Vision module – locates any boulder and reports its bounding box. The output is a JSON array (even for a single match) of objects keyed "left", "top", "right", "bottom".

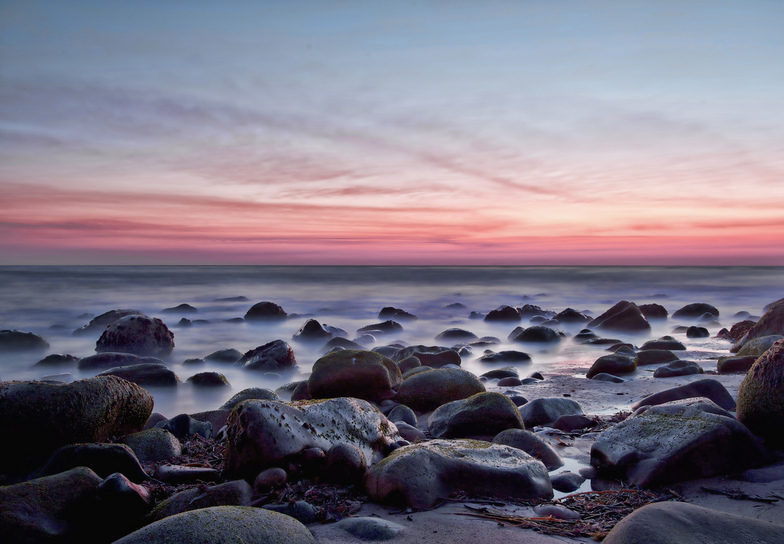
[
  {"left": 640, "top": 336, "right": 686, "bottom": 351},
  {"left": 639, "top": 303, "right": 668, "bottom": 320},
  {"left": 391, "top": 345, "right": 461, "bottom": 368},
  {"left": 365, "top": 439, "right": 553, "bottom": 508},
  {"left": 0, "top": 329, "right": 49, "bottom": 352},
  {"left": 492, "top": 428, "right": 564, "bottom": 470},
  {"left": 320, "top": 337, "right": 364, "bottom": 353},
  {"left": 113, "top": 506, "right": 315, "bottom": 544},
  {"left": 427, "top": 392, "right": 524, "bottom": 439},
  {"left": 484, "top": 306, "right": 521, "bottom": 322},
  {"left": 39, "top": 442, "right": 148, "bottom": 482},
  {"left": 397, "top": 356, "right": 421, "bottom": 374},
  {"left": 95, "top": 315, "right": 174, "bottom": 357},
  {"left": 510, "top": 325, "right": 562, "bottom": 343},
  {"left": 220, "top": 387, "right": 281, "bottom": 410},
  {"left": 378, "top": 307, "right": 417, "bottom": 320},
  {"left": 603, "top": 502, "right": 784, "bottom": 544},
  {"left": 518, "top": 398, "right": 584, "bottom": 428},
  {"left": 716, "top": 355, "right": 758, "bottom": 374},
  {"left": 718, "top": 319, "right": 755, "bottom": 343},
  {"left": 323, "top": 443, "right": 368, "bottom": 485},
  {"left": 586, "top": 354, "right": 637, "bottom": 379},
  {"left": 387, "top": 404, "right": 418, "bottom": 426},
  {"left": 33, "top": 353, "right": 80, "bottom": 368},
  {"left": 204, "top": 348, "right": 242, "bottom": 363},
  {"left": 737, "top": 338, "right": 784, "bottom": 448},
  {"left": 73, "top": 309, "right": 142, "bottom": 336},
  {"left": 356, "top": 320, "right": 403, "bottom": 334},
  {"left": 672, "top": 303, "right": 720, "bottom": 319},
  {"left": 653, "top": 360, "right": 703, "bottom": 378},
  {"left": 686, "top": 326, "right": 710, "bottom": 338},
  {"left": 591, "top": 399, "right": 769, "bottom": 487},
  {"left": 550, "top": 471, "right": 586, "bottom": 493},
  {"left": 554, "top": 308, "right": 591, "bottom": 323},
  {"left": 149, "top": 480, "right": 254, "bottom": 523},
  {"left": 587, "top": 301, "right": 650, "bottom": 332},
  {"left": 119, "top": 428, "right": 182, "bottom": 463},
  {"left": 78, "top": 352, "right": 166, "bottom": 371},
  {"left": 478, "top": 350, "right": 532, "bottom": 364},
  {"left": 154, "top": 413, "right": 212, "bottom": 441},
  {"left": 395, "top": 367, "right": 485, "bottom": 412},
  {"left": 0, "top": 376, "right": 153, "bottom": 474},
  {"left": 292, "top": 319, "right": 333, "bottom": 343},
  {"left": 244, "top": 301, "right": 287, "bottom": 322},
  {"left": 186, "top": 371, "right": 230, "bottom": 387},
  {"left": 308, "top": 349, "right": 402, "bottom": 403},
  {"left": 632, "top": 379, "right": 736, "bottom": 411},
  {"left": 99, "top": 362, "right": 180, "bottom": 387},
  {"left": 238, "top": 340, "right": 296, "bottom": 371},
  {"left": 736, "top": 334, "right": 783, "bottom": 357},
  {"left": 636, "top": 349, "right": 679, "bottom": 366},
  {"left": 434, "top": 328, "right": 478, "bottom": 342},
  {"left": 162, "top": 303, "right": 198, "bottom": 314},
  {"left": 223, "top": 397, "right": 401, "bottom": 479}
]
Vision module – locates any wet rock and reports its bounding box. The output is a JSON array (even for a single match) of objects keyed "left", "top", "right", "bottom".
[
  {"left": 672, "top": 303, "right": 719, "bottom": 319},
  {"left": 586, "top": 354, "right": 637, "bottom": 379},
  {"left": 636, "top": 349, "right": 679, "bottom": 366},
  {"left": 323, "top": 443, "right": 368, "bottom": 485},
  {"left": 220, "top": 387, "right": 281, "bottom": 410},
  {"left": 719, "top": 319, "right": 755, "bottom": 342},
  {"left": 162, "top": 303, "right": 198, "bottom": 314},
  {"left": 736, "top": 334, "right": 783, "bottom": 357},
  {"left": 603, "top": 502, "right": 784, "bottom": 544},
  {"left": 73, "top": 309, "right": 142, "bottom": 336},
  {"left": 640, "top": 336, "right": 686, "bottom": 350},
  {"left": 238, "top": 339, "right": 296, "bottom": 371},
  {"left": 554, "top": 308, "right": 591, "bottom": 323},
  {"left": 119, "top": 428, "right": 182, "bottom": 463},
  {"left": 478, "top": 350, "right": 532, "bottom": 364},
  {"left": 0, "top": 329, "right": 49, "bottom": 353},
  {"left": 737, "top": 338, "right": 784, "bottom": 448},
  {"left": 573, "top": 329, "right": 599, "bottom": 343},
  {"left": 591, "top": 399, "right": 769, "bottom": 487},
  {"left": 149, "top": 480, "right": 253, "bottom": 522},
  {"left": 484, "top": 305, "right": 522, "bottom": 322},
  {"left": 435, "top": 328, "right": 478, "bottom": 342},
  {"left": 0, "top": 376, "right": 153, "bottom": 474},
  {"left": 550, "top": 471, "right": 585, "bottom": 493},
  {"left": 587, "top": 301, "right": 651, "bottom": 332},
  {"left": 153, "top": 464, "right": 221, "bottom": 484},
  {"left": 716, "top": 355, "right": 758, "bottom": 374},
  {"left": 205, "top": 348, "right": 243, "bottom": 363},
  {"left": 32, "top": 353, "right": 79, "bottom": 368},
  {"left": 428, "top": 392, "right": 525, "bottom": 439},
  {"left": 244, "top": 301, "right": 287, "bottom": 322},
  {"left": 321, "top": 337, "right": 364, "bottom": 353},
  {"left": 391, "top": 345, "right": 461, "bottom": 368},
  {"left": 396, "top": 355, "right": 421, "bottom": 374},
  {"left": 510, "top": 325, "right": 562, "bottom": 343},
  {"left": 387, "top": 404, "right": 418, "bottom": 426},
  {"left": 332, "top": 517, "right": 405, "bottom": 540},
  {"left": 254, "top": 467, "right": 287, "bottom": 492},
  {"left": 187, "top": 371, "right": 230, "bottom": 387},
  {"left": 308, "top": 349, "right": 402, "bottom": 403},
  {"left": 396, "top": 367, "right": 486, "bottom": 412},
  {"left": 365, "top": 439, "right": 553, "bottom": 508},
  {"left": 39, "top": 442, "right": 148, "bottom": 482},
  {"left": 96, "top": 315, "right": 174, "bottom": 357},
  {"left": 154, "top": 413, "right": 212, "bottom": 441},
  {"left": 653, "top": 360, "right": 703, "bottom": 378},
  {"left": 481, "top": 367, "right": 519, "bottom": 379},
  {"left": 223, "top": 397, "right": 401, "bottom": 479},
  {"left": 686, "top": 325, "right": 710, "bottom": 338},
  {"left": 292, "top": 319, "right": 333, "bottom": 343},
  {"left": 518, "top": 398, "right": 584, "bottom": 428},
  {"left": 639, "top": 303, "right": 668, "bottom": 320},
  {"left": 357, "top": 320, "right": 404, "bottom": 335},
  {"left": 79, "top": 352, "right": 166, "bottom": 372},
  {"left": 113, "top": 506, "right": 315, "bottom": 544},
  {"left": 99, "top": 362, "right": 180, "bottom": 387},
  {"left": 379, "top": 307, "right": 417, "bottom": 320},
  {"left": 632, "top": 379, "right": 736, "bottom": 411},
  {"left": 552, "top": 414, "right": 595, "bottom": 432},
  {"left": 498, "top": 377, "right": 523, "bottom": 386}
]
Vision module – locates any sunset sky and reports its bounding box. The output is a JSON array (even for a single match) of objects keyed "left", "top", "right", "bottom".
[{"left": 1, "top": 0, "right": 783, "bottom": 265}]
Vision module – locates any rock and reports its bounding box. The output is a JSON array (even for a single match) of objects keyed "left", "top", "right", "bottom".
[
  {"left": 586, "top": 354, "right": 637, "bottom": 379},
  {"left": 95, "top": 315, "right": 175, "bottom": 357},
  {"left": 0, "top": 376, "right": 153, "bottom": 474},
  {"left": 478, "top": 350, "right": 532, "bottom": 364},
  {"left": 427, "top": 392, "right": 524, "bottom": 439},
  {"left": 636, "top": 349, "right": 679, "bottom": 366},
  {"left": 99, "top": 362, "right": 180, "bottom": 387},
  {"left": 550, "top": 471, "right": 585, "bottom": 493},
  {"left": 321, "top": 337, "right": 364, "bottom": 353},
  {"left": 718, "top": 319, "right": 755, "bottom": 343},
  {"left": 308, "top": 349, "right": 402, "bottom": 403},
  {"left": 113, "top": 506, "right": 315, "bottom": 544},
  {"left": 290, "top": 380, "right": 312, "bottom": 401},
  {"left": 552, "top": 414, "right": 595, "bottom": 432},
  {"left": 263, "top": 501, "right": 318, "bottom": 525},
  {"left": 396, "top": 356, "right": 421, "bottom": 374},
  {"left": 153, "top": 465, "right": 221, "bottom": 484},
  {"left": 587, "top": 301, "right": 650, "bottom": 332},
  {"left": 533, "top": 504, "right": 581, "bottom": 520},
  {"left": 686, "top": 326, "right": 710, "bottom": 338},
  {"left": 323, "top": 443, "right": 368, "bottom": 485},
  {"left": 119, "top": 428, "right": 182, "bottom": 463},
  {"left": 387, "top": 404, "right": 418, "bottom": 426},
  {"left": 357, "top": 320, "right": 403, "bottom": 335},
  {"left": 365, "top": 439, "right": 553, "bottom": 509},
  {"left": 333, "top": 517, "right": 405, "bottom": 540},
  {"left": 639, "top": 303, "right": 668, "bottom": 319},
  {"left": 73, "top": 309, "right": 142, "bottom": 336},
  {"left": 434, "top": 328, "right": 478, "bottom": 342},
  {"left": 591, "top": 399, "right": 769, "bottom": 487},
  {"left": 33, "top": 353, "right": 80, "bottom": 367},
  {"left": 162, "top": 303, "right": 198, "bottom": 314},
  {"left": 653, "top": 360, "right": 703, "bottom": 378},
  {"left": 78, "top": 352, "right": 165, "bottom": 371},
  {"left": 672, "top": 302, "right": 719, "bottom": 319},
  {"left": 391, "top": 345, "right": 461, "bottom": 368},
  {"left": 510, "top": 325, "right": 562, "bottom": 343},
  {"left": 292, "top": 319, "right": 333, "bottom": 343},
  {"left": 39, "top": 442, "right": 149, "bottom": 482},
  {"left": 498, "top": 377, "right": 523, "bottom": 386},
  {"left": 220, "top": 387, "right": 281, "bottom": 410},
  {"left": 144, "top": 412, "right": 168, "bottom": 429},
  {"left": 736, "top": 334, "right": 783, "bottom": 357},
  {"left": 737, "top": 338, "right": 784, "bottom": 448},
  {"left": 640, "top": 336, "right": 686, "bottom": 350},
  {"left": 591, "top": 373, "right": 626, "bottom": 383},
  {"left": 554, "top": 308, "right": 591, "bottom": 323},
  {"left": 603, "top": 502, "right": 784, "bottom": 544},
  {"left": 396, "top": 367, "right": 486, "bottom": 412},
  {"left": 187, "top": 371, "right": 230, "bottom": 387},
  {"left": 0, "top": 329, "right": 49, "bottom": 352},
  {"left": 716, "top": 355, "right": 758, "bottom": 374},
  {"left": 481, "top": 367, "right": 519, "bottom": 379},
  {"left": 573, "top": 329, "right": 599, "bottom": 343},
  {"left": 518, "top": 398, "right": 584, "bottom": 428},
  {"left": 379, "top": 307, "right": 417, "bottom": 320},
  {"left": 154, "top": 413, "right": 212, "bottom": 441},
  {"left": 223, "top": 397, "right": 401, "bottom": 479},
  {"left": 204, "top": 348, "right": 242, "bottom": 363},
  {"left": 484, "top": 306, "right": 522, "bottom": 322},
  {"left": 189, "top": 410, "right": 230, "bottom": 432},
  {"left": 394, "top": 422, "right": 426, "bottom": 443},
  {"left": 149, "top": 480, "right": 254, "bottom": 522},
  {"left": 238, "top": 340, "right": 297, "bottom": 371},
  {"left": 244, "top": 301, "right": 287, "bottom": 322},
  {"left": 98, "top": 472, "right": 152, "bottom": 521},
  {"left": 254, "top": 467, "right": 287, "bottom": 492},
  {"left": 632, "top": 379, "right": 736, "bottom": 411}
]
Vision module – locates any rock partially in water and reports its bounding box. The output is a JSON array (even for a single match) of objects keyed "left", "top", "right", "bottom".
[
  {"left": 99, "top": 362, "right": 180, "bottom": 387},
  {"left": 73, "top": 309, "right": 143, "bottom": 336},
  {"left": 79, "top": 352, "right": 166, "bottom": 371},
  {"left": 492, "top": 428, "right": 564, "bottom": 470},
  {"left": 96, "top": 315, "right": 175, "bottom": 357},
  {"left": 639, "top": 303, "right": 668, "bottom": 320},
  {"left": 510, "top": 325, "right": 562, "bottom": 343},
  {"left": 428, "top": 392, "right": 525, "bottom": 439},
  {"left": 588, "top": 301, "right": 650, "bottom": 333},
  {"left": 391, "top": 345, "right": 461, "bottom": 368},
  {"left": 292, "top": 319, "right": 334, "bottom": 343},
  {"left": 238, "top": 340, "right": 296, "bottom": 371},
  {"left": 737, "top": 338, "right": 784, "bottom": 448},
  {"left": 33, "top": 353, "right": 80, "bottom": 368},
  {"left": 640, "top": 336, "right": 686, "bottom": 351},
  {"left": 636, "top": 349, "right": 679, "bottom": 366},
  {"left": 478, "top": 350, "right": 532, "bottom": 364},
  {"left": 379, "top": 307, "right": 418, "bottom": 321},
  {"left": 484, "top": 305, "right": 522, "bottom": 322},
  {"left": 0, "top": 329, "right": 49, "bottom": 353},
  {"left": 395, "top": 367, "right": 485, "bottom": 412},
  {"left": 586, "top": 354, "right": 637, "bottom": 379},
  {"left": 244, "top": 301, "right": 288, "bottom": 322},
  {"left": 308, "top": 349, "right": 402, "bottom": 403},
  {"left": 204, "top": 348, "right": 243, "bottom": 364},
  {"left": 672, "top": 302, "right": 719, "bottom": 319},
  {"left": 435, "top": 328, "right": 478, "bottom": 342},
  {"left": 186, "top": 371, "right": 230, "bottom": 387},
  {"left": 653, "top": 360, "right": 703, "bottom": 378}
]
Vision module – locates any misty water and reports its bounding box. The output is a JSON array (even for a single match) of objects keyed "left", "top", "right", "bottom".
[{"left": 1, "top": 266, "right": 782, "bottom": 417}]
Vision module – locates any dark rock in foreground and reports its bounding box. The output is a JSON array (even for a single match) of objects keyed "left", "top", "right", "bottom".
[{"left": 737, "top": 338, "right": 784, "bottom": 448}]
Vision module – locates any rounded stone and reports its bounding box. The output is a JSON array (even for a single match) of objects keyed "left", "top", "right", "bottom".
[
  {"left": 737, "top": 338, "right": 784, "bottom": 448},
  {"left": 244, "top": 301, "right": 287, "bottom": 322},
  {"left": 96, "top": 315, "right": 175, "bottom": 357}
]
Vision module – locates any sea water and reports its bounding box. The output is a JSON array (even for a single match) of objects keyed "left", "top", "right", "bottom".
[{"left": 0, "top": 266, "right": 782, "bottom": 416}]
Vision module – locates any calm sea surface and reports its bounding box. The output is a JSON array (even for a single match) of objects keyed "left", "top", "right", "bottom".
[{"left": 1, "top": 266, "right": 782, "bottom": 416}]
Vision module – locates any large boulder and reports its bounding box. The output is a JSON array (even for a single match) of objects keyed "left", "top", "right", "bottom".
[
  {"left": 244, "top": 301, "right": 287, "bottom": 322},
  {"left": 0, "top": 329, "right": 49, "bottom": 353},
  {"left": 0, "top": 376, "right": 153, "bottom": 473},
  {"left": 238, "top": 340, "right": 297, "bottom": 371},
  {"left": 395, "top": 367, "right": 485, "bottom": 412},
  {"left": 113, "top": 506, "right": 315, "bottom": 544},
  {"left": 391, "top": 345, "right": 461, "bottom": 368},
  {"left": 518, "top": 398, "right": 584, "bottom": 428},
  {"left": 364, "top": 439, "right": 553, "bottom": 509},
  {"left": 73, "top": 309, "right": 143, "bottom": 336},
  {"left": 591, "top": 399, "right": 769, "bottom": 488},
  {"left": 603, "top": 502, "right": 784, "bottom": 544},
  {"left": 427, "top": 392, "right": 524, "bottom": 439},
  {"left": 672, "top": 303, "right": 720, "bottom": 319},
  {"left": 586, "top": 354, "right": 637, "bottom": 379},
  {"left": 737, "top": 338, "right": 784, "bottom": 448},
  {"left": 588, "top": 301, "right": 650, "bottom": 332},
  {"left": 95, "top": 315, "right": 175, "bottom": 357},
  {"left": 307, "top": 349, "right": 402, "bottom": 403},
  {"left": 223, "top": 397, "right": 401, "bottom": 479},
  {"left": 736, "top": 334, "right": 783, "bottom": 357},
  {"left": 98, "top": 362, "right": 180, "bottom": 387},
  {"left": 292, "top": 319, "right": 333, "bottom": 343}
]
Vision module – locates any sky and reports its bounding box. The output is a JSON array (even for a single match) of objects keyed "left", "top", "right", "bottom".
[{"left": 1, "top": 0, "right": 783, "bottom": 265}]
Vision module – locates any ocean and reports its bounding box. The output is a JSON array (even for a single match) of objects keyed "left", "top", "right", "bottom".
[{"left": 1, "top": 266, "right": 782, "bottom": 417}]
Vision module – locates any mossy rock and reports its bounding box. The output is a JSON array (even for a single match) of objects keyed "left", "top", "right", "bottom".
[
  {"left": 396, "top": 367, "right": 485, "bottom": 412},
  {"left": 428, "top": 392, "right": 524, "bottom": 439},
  {"left": 308, "top": 349, "right": 402, "bottom": 403}
]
